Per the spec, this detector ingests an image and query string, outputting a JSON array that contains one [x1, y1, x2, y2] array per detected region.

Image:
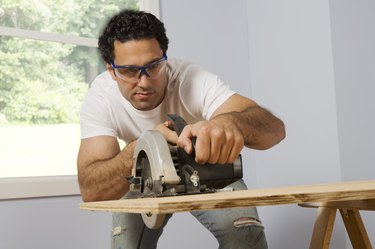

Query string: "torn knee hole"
[[233, 217, 261, 228]]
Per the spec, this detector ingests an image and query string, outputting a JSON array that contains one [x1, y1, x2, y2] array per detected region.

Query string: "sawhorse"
[[300, 199, 375, 249]]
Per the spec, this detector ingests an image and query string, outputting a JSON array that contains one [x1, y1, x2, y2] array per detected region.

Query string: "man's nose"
[[137, 72, 151, 87]]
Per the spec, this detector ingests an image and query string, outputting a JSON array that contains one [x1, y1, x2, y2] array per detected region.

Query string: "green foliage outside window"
[[0, 0, 138, 125]]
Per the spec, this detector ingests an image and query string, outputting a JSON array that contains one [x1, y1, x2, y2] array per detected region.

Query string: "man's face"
[[108, 38, 167, 111]]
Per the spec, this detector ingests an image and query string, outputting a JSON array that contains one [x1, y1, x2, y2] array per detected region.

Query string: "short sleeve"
[[79, 87, 117, 139], [178, 63, 235, 120]]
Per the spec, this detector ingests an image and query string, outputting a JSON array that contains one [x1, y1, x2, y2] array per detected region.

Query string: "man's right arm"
[[77, 136, 136, 202]]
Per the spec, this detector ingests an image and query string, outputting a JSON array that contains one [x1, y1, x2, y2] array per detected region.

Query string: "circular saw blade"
[[132, 130, 180, 229], [136, 151, 162, 196], [135, 137, 166, 229], [136, 150, 166, 229], [141, 212, 166, 230]]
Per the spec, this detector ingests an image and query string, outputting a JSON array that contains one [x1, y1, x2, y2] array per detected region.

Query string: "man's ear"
[[106, 63, 116, 81]]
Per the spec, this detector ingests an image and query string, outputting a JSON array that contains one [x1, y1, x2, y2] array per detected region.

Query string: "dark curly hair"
[[98, 9, 169, 64]]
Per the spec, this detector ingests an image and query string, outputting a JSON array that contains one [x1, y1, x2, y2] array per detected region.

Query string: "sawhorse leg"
[[309, 207, 336, 249], [300, 200, 374, 249], [340, 209, 372, 249]]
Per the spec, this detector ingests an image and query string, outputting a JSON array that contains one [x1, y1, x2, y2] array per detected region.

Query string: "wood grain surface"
[[80, 180, 375, 214]]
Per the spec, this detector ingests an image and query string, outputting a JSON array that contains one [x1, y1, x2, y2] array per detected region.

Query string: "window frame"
[[0, 0, 160, 200]]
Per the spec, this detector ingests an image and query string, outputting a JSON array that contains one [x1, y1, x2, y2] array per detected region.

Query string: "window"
[[0, 0, 160, 199]]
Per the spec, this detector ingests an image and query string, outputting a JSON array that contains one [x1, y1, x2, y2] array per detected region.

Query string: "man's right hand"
[[153, 120, 179, 145]]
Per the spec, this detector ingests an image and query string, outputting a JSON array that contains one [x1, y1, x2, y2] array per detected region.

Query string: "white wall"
[[0, 196, 111, 249], [246, 1, 345, 248], [330, 0, 375, 183], [330, 0, 375, 245]]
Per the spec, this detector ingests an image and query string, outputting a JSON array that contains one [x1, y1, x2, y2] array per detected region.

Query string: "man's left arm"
[[177, 93, 285, 164]]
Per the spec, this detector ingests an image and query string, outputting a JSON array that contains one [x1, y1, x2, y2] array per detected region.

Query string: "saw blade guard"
[[132, 131, 179, 229], [132, 130, 180, 191]]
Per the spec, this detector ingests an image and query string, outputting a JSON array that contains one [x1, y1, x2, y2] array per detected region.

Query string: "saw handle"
[[166, 114, 187, 136]]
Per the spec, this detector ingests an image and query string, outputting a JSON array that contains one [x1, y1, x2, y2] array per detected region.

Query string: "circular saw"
[[126, 114, 243, 229]]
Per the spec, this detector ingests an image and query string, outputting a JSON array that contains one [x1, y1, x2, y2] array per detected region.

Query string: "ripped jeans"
[[111, 179, 268, 249]]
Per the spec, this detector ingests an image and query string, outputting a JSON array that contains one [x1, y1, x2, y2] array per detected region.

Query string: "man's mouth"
[[135, 91, 154, 99]]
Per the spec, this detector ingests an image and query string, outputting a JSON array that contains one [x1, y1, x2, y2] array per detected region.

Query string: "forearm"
[[213, 106, 285, 150], [78, 141, 136, 202]]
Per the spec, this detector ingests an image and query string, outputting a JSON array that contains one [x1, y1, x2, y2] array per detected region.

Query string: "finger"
[[164, 120, 172, 129], [177, 125, 193, 154], [217, 133, 235, 164], [194, 125, 211, 164], [207, 128, 225, 164], [227, 133, 244, 163]]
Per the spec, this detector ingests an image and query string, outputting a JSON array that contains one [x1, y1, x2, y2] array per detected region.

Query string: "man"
[[77, 9, 285, 249]]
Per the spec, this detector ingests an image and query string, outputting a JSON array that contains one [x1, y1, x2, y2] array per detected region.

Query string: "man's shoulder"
[[83, 71, 119, 108], [88, 71, 118, 95], [167, 57, 191, 70], [91, 71, 114, 87], [167, 58, 206, 82]]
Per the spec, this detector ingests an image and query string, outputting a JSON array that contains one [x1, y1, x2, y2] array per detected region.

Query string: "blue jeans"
[[111, 179, 268, 249]]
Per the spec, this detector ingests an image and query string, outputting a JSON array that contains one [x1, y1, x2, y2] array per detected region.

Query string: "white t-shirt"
[[80, 58, 235, 143]]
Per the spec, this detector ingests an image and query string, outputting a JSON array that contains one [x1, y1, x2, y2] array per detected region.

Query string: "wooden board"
[[80, 180, 375, 214]]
